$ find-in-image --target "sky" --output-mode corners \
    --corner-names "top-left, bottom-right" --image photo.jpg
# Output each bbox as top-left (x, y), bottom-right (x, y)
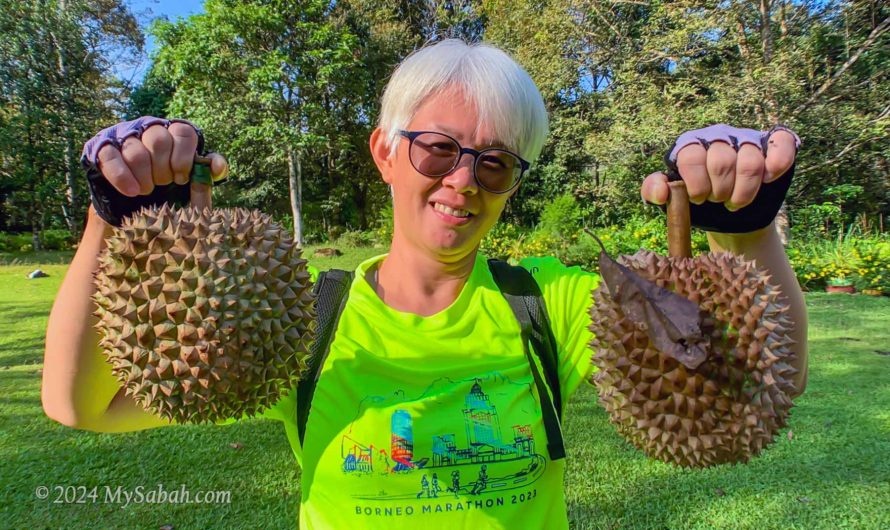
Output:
top-left (116, 0), bottom-right (206, 82)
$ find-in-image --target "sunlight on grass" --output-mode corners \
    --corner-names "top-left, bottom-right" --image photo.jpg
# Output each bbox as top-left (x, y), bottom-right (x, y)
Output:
top-left (2, 253), bottom-right (888, 528)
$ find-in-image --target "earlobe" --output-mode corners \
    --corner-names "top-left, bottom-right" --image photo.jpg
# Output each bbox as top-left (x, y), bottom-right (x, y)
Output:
top-left (370, 128), bottom-right (394, 185)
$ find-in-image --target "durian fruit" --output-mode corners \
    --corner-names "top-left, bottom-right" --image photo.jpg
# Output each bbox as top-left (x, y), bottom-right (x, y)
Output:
top-left (588, 181), bottom-right (798, 467)
top-left (92, 205), bottom-right (315, 424)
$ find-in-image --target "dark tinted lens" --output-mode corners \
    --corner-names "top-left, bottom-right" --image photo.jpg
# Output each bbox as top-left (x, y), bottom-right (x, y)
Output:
top-left (410, 132), bottom-right (460, 176)
top-left (475, 150), bottom-right (521, 192)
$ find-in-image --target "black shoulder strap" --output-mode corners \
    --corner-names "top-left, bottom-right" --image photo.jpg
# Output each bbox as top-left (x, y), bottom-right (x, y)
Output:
top-left (487, 258), bottom-right (566, 461)
top-left (296, 269), bottom-right (353, 447)
top-left (297, 262), bottom-right (566, 461)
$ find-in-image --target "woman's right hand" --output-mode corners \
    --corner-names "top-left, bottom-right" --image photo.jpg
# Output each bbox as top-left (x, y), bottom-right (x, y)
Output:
top-left (81, 116), bottom-right (228, 225)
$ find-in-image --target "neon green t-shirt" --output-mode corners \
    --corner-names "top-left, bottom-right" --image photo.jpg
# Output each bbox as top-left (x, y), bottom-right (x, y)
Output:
top-left (260, 252), bottom-right (600, 529)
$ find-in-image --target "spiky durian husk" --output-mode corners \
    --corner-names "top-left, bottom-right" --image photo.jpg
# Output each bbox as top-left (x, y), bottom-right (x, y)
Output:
top-left (93, 205), bottom-right (315, 424)
top-left (589, 250), bottom-right (797, 468)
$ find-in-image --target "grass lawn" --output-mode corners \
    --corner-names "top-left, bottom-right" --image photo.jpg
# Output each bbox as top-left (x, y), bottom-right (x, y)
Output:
top-left (1, 249), bottom-right (888, 529)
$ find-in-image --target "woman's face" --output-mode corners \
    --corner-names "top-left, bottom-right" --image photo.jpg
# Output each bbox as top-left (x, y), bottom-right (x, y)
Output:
top-left (370, 88), bottom-right (518, 263)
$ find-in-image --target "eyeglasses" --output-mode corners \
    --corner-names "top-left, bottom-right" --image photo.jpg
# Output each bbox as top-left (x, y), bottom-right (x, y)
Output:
top-left (398, 130), bottom-right (529, 194)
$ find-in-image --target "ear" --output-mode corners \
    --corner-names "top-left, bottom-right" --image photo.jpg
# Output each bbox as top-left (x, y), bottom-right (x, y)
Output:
top-left (370, 128), bottom-right (395, 185)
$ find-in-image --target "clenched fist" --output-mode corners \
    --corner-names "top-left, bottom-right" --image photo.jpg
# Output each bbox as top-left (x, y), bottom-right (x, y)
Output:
top-left (81, 116), bottom-right (228, 226)
top-left (641, 124), bottom-right (800, 233)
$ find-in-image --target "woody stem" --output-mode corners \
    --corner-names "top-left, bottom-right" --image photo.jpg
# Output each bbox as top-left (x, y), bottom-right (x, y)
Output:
top-left (667, 181), bottom-right (693, 258)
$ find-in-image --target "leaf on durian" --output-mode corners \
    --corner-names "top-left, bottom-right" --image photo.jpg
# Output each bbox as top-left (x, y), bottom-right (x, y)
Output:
top-left (586, 230), bottom-right (710, 370)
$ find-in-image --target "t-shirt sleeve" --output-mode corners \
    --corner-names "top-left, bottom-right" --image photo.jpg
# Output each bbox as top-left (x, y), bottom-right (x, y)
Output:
top-left (518, 256), bottom-right (600, 410)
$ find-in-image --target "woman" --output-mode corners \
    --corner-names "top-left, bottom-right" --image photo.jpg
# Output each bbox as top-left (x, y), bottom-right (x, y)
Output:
top-left (42, 39), bottom-right (807, 528)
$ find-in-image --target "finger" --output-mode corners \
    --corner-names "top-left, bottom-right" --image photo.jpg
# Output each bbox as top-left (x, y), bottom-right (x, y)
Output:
top-left (207, 152), bottom-right (229, 181)
top-left (190, 181), bottom-right (212, 210)
top-left (705, 141), bottom-right (736, 203)
top-left (676, 144), bottom-right (710, 204)
top-left (728, 144), bottom-right (765, 210)
top-left (169, 122), bottom-right (198, 185)
top-left (120, 137), bottom-right (154, 195)
top-left (96, 144), bottom-right (140, 197)
top-left (142, 124), bottom-right (174, 186)
top-left (641, 172), bottom-right (669, 205)
top-left (764, 130), bottom-right (797, 182)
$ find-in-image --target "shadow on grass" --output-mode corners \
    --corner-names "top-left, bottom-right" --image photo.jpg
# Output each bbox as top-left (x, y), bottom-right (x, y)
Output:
top-left (0, 342), bottom-right (46, 367)
top-left (561, 334), bottom-right (890, 529)
top-left (0, 301), bottom-right (52, 323)
top-left (4, 414), bottom-right (300, 528)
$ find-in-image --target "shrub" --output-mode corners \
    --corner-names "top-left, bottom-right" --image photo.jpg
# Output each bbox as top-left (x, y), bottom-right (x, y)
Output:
top-left (337, 230), bottom-right (375, 248)
top-left (538, 193), bottom-right (583, 237)
top-left (40, 229), bottom-right (75, 251)
top-left (372, 202), bottom-right (394, 246)
top-left (0, 233), bottom-right (34, 253)
top-left (480, 223), bottom-right (527, 260)
top-left (787, 232), bottom-right (890, 293)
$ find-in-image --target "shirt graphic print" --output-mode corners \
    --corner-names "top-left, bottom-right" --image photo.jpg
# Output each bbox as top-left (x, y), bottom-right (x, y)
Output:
top-left (341, 372), bottom-right (547, 502)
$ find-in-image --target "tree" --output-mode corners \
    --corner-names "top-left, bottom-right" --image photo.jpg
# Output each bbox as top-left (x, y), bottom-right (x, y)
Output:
top-left (485, 0), bottom-right (890, 227)
top-left (0, 0), bottom-right (142, 240)
top-left (153, 0), bottom-right (373, 245)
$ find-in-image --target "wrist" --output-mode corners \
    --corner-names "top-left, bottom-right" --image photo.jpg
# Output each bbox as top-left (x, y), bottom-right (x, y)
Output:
top-left (706, 222), bottom-right (777, 253)
top-left (85, 205), bottom-right (113, 240)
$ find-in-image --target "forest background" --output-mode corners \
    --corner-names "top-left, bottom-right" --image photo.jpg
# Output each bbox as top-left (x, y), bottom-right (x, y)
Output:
top-left (1, 0), bottom-right (888, 291)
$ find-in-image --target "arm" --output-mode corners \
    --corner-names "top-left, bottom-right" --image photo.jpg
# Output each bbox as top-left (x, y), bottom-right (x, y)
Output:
top-left (706, 224), bottom-right (808, 397)
top-left (42, 206), bottom-right (173, 432)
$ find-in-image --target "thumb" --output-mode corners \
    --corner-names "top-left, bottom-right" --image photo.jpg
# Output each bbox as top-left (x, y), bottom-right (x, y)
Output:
top-left (189, 153), bottom-right (228, 210)
top-left (207, 152), bottom-right (229, 182)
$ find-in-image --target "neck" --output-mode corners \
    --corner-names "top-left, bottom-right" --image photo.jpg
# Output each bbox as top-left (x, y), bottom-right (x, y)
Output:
top-left (371, 234), bottom-right (477, 316)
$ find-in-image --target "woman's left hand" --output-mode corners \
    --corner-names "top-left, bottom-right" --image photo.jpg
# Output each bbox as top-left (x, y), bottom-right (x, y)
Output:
top-left (641, 124), bottom-right (799, 214)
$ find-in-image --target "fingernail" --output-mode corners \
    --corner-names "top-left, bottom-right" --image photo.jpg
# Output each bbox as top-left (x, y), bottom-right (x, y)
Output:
top-left (725, 202), bottom-right (739, 212)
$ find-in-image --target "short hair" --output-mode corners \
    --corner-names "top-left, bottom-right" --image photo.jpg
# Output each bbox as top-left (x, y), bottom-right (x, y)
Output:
top-left (378, 39), bottom-right (549, 163)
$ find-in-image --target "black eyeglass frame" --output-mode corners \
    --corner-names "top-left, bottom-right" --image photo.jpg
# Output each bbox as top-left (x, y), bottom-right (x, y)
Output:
top-left (398, 130), bottom-right (530, 194)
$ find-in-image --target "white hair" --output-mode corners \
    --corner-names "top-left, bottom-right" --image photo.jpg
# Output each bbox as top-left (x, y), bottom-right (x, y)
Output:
top-left (378, 39), bottom-right (549, 163)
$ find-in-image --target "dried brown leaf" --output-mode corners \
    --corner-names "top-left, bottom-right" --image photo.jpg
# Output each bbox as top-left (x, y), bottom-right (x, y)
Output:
top-left (588, 230), bottom-right (710, 369)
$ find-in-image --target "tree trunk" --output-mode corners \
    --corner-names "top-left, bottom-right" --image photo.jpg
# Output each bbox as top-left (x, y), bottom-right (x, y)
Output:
top-left (287, 145), bottom-right (304, 246)
top-left (50, 0), bottom-right (80, 237)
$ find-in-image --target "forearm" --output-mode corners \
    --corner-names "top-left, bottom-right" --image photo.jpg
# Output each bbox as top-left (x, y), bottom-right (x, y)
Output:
top-left (707, 223), bottom-right (808, 396)
top-left (41, 207), bottom-right (172, 431)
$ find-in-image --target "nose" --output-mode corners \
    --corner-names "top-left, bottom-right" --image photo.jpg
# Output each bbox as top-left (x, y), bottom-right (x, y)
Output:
top-left (440, 152), bottom-right (478, 195)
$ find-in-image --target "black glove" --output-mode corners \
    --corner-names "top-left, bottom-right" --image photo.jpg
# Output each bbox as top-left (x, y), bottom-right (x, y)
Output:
top-left (80, 116), bottom-right (213, 227)
top-left (660, 124), bottom-right (800, 233)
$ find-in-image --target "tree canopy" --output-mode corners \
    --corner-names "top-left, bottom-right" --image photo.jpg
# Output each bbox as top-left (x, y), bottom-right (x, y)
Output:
top-left (1, 0), bottom-right (887, 242)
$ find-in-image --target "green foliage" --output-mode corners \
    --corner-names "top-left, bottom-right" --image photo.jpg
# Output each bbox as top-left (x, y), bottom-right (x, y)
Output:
top-left (485, 0), bottom-right (890, 229)
top-left (38, 229), bottom-right (74, 251)
top-left (336, 230), bottom-right (375, 248)
top-left (789, 232), bottom-right (890, 293)
top-left (0, 0), bottom-right (142, 238)
top-left (371, 201), bottom-right (394, 247)
top-left (537, 193), bottom-right (583, 237)
top-left (0, 233), bottom-right (33, 253)
top-left (791, 202), bottom-right (843, 240)
top-left (124, 68), bottom-right (174, 120)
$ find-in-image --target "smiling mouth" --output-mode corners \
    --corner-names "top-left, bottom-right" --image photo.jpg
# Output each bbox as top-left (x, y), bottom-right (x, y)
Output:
top-left (432, 202), bottom-right (472, 219)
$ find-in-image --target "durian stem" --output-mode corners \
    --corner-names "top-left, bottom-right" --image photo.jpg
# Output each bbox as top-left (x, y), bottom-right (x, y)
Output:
top-left (667, 181), bottom-right (692, 258)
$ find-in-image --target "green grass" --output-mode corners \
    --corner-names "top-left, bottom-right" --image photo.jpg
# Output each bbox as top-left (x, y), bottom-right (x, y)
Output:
top-left (2, 251), bottom-right (888, 529)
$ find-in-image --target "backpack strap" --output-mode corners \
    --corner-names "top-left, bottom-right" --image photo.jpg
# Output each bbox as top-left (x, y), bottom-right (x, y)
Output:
top-left (487, 258), bottom-right (566, 461)
top-left (296, 269), bottom-right (354, 447)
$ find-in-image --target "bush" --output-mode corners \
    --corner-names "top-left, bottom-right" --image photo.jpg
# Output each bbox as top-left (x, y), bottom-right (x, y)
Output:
top-left (480, 223), bottom-right (527, 260)
top-left (0, 232), bottom-right (34, 253)
top-left (538, 193), bottom-right (582, 237)
top-left (372, 202), bottom-right (394, 247)
top-left (789, 232), bottom-right (890, 293)
top-left (40, 229), bottom-right (75, 251)
top-left (337, 230), bottom-right (375, 248)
